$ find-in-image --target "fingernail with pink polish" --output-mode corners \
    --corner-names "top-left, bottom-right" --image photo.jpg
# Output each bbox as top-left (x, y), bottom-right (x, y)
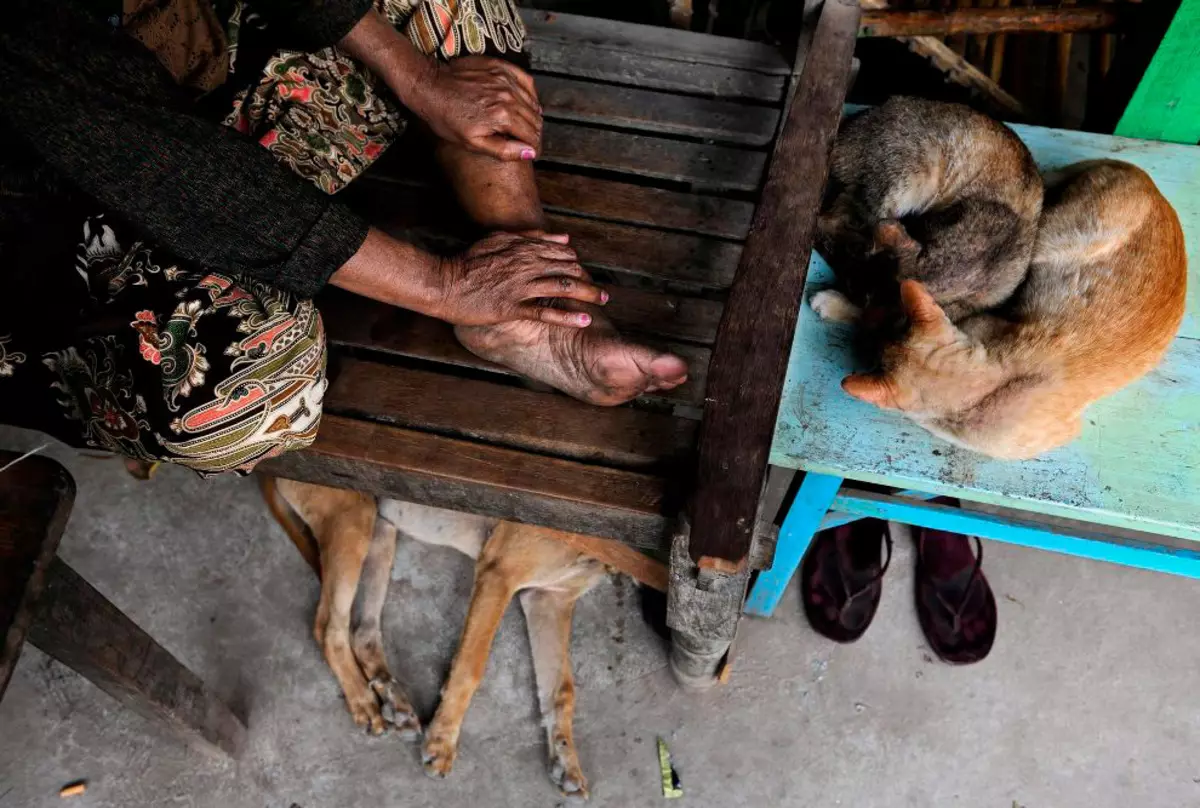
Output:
top-left (520, 148), bottom-right (536, 161)
top-left (600, 290), bottom-right (609, 304)
top-left (578, 313), bottom-right (592, 326)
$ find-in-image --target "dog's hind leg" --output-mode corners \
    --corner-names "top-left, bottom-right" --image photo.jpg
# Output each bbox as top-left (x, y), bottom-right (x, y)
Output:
top-left (520, 586), bottom-right (593, 800)
top-left (276, 480), bottom-right (383, 735)
top-left (421, 542), bottom-right (519, 779)
top-left (351, 516), bottom-right (421, 739)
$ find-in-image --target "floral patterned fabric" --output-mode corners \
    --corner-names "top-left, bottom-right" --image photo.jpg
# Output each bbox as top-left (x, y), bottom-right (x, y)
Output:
top-left (2, 212), bottom-right (326, 476)
top-left (0, 0), bottom-right (525, 474)
top-left (223, 0), bottom-right (526, 194)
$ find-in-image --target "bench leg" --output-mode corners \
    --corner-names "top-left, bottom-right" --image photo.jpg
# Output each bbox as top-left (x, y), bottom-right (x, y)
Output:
top-left (27, 558), bottom-right (246, 758)
top-left (665, 528), bottom-right (750, 690)
top-left (744, 472), bottom-right (843, 618)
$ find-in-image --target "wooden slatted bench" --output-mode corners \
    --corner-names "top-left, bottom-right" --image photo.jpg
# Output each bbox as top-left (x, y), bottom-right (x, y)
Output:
top-left (260, 1), bottom-right (862, 686)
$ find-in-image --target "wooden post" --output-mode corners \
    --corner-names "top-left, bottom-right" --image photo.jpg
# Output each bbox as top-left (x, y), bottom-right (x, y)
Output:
top-left (667, 0), bottom-right (860, 688)
top-left (1113, 0), bottom-right (1200, 142)
top-left (28, 558), bottom-right (247, 758)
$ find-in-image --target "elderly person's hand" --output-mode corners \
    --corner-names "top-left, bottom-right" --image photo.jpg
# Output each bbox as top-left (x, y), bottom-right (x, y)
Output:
top-left (435, 232), bottom-right (604, 327)
top-left (408, 57), bottom-right (542, 162)
top-left (339, 13), bottom-right (542, 163)
top-left (330, 229), bottom-right (605, 329)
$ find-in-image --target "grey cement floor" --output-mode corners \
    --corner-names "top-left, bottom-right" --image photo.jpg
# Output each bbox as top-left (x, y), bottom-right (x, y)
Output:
top-left (2, 425), bottom-right (1199, 808)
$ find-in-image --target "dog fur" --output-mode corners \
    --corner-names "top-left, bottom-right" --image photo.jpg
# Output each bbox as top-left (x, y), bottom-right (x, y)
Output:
top-left (264, 477), bottom-right (667, 799)
top-left (815, 97), bottom-right (1043, 325)
top-left (841, 160), bottom-right (1187, 459)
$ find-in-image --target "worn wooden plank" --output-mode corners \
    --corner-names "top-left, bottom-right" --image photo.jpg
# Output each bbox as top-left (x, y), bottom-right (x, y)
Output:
top-left (259, 415), bottom-right (674, 550)
top-left (521, 9), bottom-right (791, 75)
top-left (325, 357), bottom-right (697, 469)
top-left (1113, 0), bottom-right (1200, 144)
top-left (538, 75), bottom-right (780, 147)
top-left (601, 286), bottom-right (722, 345)
top-left (317, 291), bottom-right (712, 406)
top-left (345, 181), bottom-right (743, 289)
top-left (542, 122), bottom-right (768, 192)
top-left (545, 212), bottom-right (741, 288)
top-left (536, 171), bottom-right (754, 240)
top-left (688, 0), bottom-right (861, 567)
top-left (770, 125), bottom-right (1200, 544)
top-left (858, 6), bottom-right (1124, 37)
top-left (0, 454), bottom-right (74, 699)
top-left (359, 168), bottom-right (755, 241)
top-left (528, 45), bottom-right (786, 103)
top-left (28, 558), bottom-right (246, 757)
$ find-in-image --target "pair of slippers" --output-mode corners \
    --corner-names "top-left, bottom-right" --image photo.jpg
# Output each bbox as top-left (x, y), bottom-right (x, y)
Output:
top-left (801, 519), bottom-right (996, 663)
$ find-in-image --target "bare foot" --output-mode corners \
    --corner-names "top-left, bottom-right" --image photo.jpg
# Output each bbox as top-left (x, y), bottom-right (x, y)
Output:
top-left (455, 307), bottom-right (688, 406)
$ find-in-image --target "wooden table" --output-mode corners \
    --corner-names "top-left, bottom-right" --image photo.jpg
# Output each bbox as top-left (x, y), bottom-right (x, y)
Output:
top-left (0, 452), bottom-right (245, 757)
top-left (746, 125), bottom-right (1200, 616)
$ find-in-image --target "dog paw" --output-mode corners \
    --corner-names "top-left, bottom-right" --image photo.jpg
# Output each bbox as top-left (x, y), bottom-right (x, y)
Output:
top-left (370, 675), bottom-right (422, 741)
top-left (346, 691), bottom-right (387, 736)
top-left (549, 735), bottom-right (589, 800)
top-left (421, 734), bottom-right (458, 779)
top-left (810, 289), bottom-right (861, 325)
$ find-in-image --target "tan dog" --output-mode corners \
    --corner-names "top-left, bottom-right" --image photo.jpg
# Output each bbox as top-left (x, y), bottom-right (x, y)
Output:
top-left (263, 477), bottom-right (666, 799)
top-left (841, 160), bottom-right (1186, 459)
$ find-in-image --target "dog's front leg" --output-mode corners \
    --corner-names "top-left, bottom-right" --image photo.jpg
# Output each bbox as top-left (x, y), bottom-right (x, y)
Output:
top-left (520, 588), bottom-right (589, 799)
top-left (351, 516), bottom-right (421, 739)
top-left (422, 556), bottom-right (516, 778)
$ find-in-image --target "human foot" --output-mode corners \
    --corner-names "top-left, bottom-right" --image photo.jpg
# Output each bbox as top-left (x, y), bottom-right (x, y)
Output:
top-left (455, 306), bottom-right (688, 406)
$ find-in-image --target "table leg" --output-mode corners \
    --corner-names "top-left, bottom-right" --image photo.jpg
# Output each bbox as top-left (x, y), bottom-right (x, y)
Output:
top-left (27, 558), bottom-right (246, 758)
top-left (744, 472), bottom-right (843, 617)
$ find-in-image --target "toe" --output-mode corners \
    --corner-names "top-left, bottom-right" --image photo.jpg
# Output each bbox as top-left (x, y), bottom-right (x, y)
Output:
top-left (648, 353), bottom-right (689, 385)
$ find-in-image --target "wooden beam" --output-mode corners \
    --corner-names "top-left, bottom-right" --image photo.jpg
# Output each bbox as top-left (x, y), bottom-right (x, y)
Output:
top-left (1114, 0), bottom-right (1200, 143)
top-left (858, 6), bottom-right (1124, 38)
top-left (903, 36), bottom-right (1029, 119)
top-left (686, 0), bottom-right (861, 566)
top-left (28, 558), bottom-right (247, 758)
top-left (259, 416), bottom-right (676, 550)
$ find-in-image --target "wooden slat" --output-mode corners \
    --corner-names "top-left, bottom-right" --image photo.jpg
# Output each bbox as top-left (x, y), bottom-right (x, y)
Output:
top-left (688, 0), bottom-right (861, 567)
top-left (538, 75), bottom-right (780, 147)
top-left (528, 46), bottom-right (785, 104)
top-left (317, 292), bottom-right (711, 406)
top-left (521, 9), bottom-right (791, 75)
top-left (858, 6), bottom-right (1124, 37)
top-left (545, 212), bottom-right (741, 288)
top-left (347, 181), bottom-right (742, 289)
top-left (602, 286), bottom-right (722, 345)
top-left (325, 357), bottom-right (697, 470)
top-left (259, 415), bottom-right (673, 550)
top-left (542, 122), bottom-right (768, 192)
top-left (536, 171), bottom-right (754, 240)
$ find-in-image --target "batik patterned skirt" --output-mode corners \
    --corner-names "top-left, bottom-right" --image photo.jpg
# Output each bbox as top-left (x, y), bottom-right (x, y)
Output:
top-left (0, 0), bottom-right (525, 475)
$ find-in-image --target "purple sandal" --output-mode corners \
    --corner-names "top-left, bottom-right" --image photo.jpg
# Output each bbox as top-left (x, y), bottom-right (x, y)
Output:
top-left (914, 529), bottom-right (997, 664)
top-left (801, 520), bottom-right (893, 643)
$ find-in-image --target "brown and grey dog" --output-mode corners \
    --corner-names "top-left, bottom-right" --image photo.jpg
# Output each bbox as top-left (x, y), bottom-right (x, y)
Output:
top-left (263, 477), bottom-right (665, 799)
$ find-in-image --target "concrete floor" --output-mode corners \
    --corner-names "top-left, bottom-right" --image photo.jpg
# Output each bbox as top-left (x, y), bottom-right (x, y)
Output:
top-left (2, 426), bottom-right (1199, 808)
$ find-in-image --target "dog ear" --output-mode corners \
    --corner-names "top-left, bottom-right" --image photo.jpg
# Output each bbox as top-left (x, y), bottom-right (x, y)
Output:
top-left (899, 280), bottom-right (949, 329)
top-left (842, 373), bottom-right (900, 409)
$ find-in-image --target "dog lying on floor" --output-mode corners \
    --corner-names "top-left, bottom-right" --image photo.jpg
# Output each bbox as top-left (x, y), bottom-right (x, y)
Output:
top-left (261, 477), bottom-right (666, 799)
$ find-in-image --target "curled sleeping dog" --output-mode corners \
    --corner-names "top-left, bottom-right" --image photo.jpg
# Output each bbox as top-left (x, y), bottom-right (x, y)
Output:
top-left (263, 478), bottom-right (667, 800)
top-left (840, 161), bottom-right (1186, 459)
top-left (813, 96), bottom-right (1043, 327)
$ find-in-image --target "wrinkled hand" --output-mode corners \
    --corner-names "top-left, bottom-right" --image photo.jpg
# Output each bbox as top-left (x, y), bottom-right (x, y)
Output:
top-left (433, 232), bottom-right (606, 327)
top-left (410, 56), bottom-right (542, 161)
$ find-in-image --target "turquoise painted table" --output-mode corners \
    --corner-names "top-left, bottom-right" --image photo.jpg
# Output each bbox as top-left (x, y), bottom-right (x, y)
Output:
top-left (746, 124), bottom-right (1200, 617)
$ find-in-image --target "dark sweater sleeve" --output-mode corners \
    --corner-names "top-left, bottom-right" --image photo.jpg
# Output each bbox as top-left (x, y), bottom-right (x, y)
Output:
top-left (0, 1), bottom-right (369, 298)
top-left (248, 0), bottom-right (376, 51)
